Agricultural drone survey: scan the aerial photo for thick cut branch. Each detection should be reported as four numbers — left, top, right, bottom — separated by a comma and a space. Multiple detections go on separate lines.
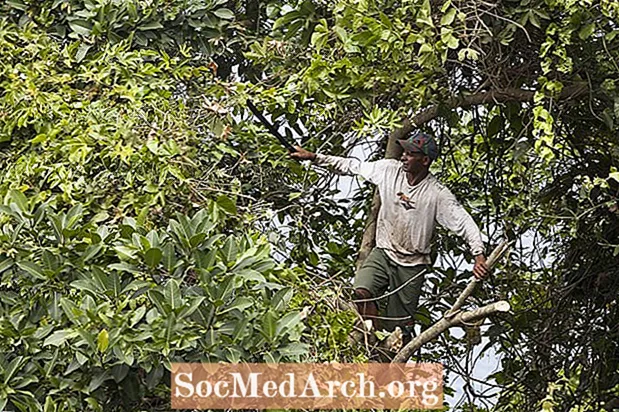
392, 300, 510, 363
445, 240, 510, 317
391, 242, 510, 363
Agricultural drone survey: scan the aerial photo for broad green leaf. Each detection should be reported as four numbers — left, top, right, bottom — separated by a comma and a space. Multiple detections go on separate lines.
49, 292, 62, 321
220, 236, 237, 264
275, 311, 303, 335
178, 296, 206, 319
4, 355, 24, 384
271, 287, 293, 311
441, 8, 456, 26
261, 311, 277, 341
162, 243, 178, 272
88, 371, 111, 392
189, 233, 207, 248
43, 330, 78, 347
144, 248, 162, 267
148, 289, 168, 314
214, 8, 234, 19
164, 278, 182, 310
216, 195, 237, 215
578, 23, 595, 40
43, 396, 56, 412
7, 0, 27, 11
17, 261, 46, 280
0, 257, 14, 274
218, 297, 253, 314
71, 279, 99, 296
130, 306, 147, 327
9, 189, 28, 213
114, 246, 137, 260
68, 19, 93, 36
97, 330, 109, 353
278, 342, 309, 357
82, 244, 103, 262
138, 21, 164, 31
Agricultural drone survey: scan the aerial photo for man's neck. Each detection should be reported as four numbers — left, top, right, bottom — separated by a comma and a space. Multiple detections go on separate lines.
406, 169, 429, 186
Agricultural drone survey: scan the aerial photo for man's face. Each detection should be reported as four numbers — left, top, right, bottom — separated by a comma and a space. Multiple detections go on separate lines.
401, 150, 430, 173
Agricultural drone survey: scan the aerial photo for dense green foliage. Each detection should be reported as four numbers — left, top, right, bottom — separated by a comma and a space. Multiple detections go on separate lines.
1, 0, 618, 410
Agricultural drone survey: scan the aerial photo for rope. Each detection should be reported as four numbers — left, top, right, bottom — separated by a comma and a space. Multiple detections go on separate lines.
351, 268, 427, 303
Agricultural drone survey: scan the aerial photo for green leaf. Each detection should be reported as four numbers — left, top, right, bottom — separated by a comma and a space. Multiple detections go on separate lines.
271, 287, 293, 311
220, 236, 237, 264
218, 297, 253, 314
88, 370, 111, 392
441, 8, 456, 26
216, 195, 237, 215
164, 278, 182, 310
9, 189, 28, 213
148, 290, 168, 314
75, 43, 91, 63
189, 233, 207, 248
138, 21, 164, 31
97, 330, 109, 353
43, 330, 78, 347
82, 244, 103, 262
7, 0, 28, 11
71, 279, 99, 296
144, 248, 162, 267
114, 246, 137, 260
130, 306, 147, 327
278, 342, 309, 357
17, 261, 46, 280
213, 8, 235, 19
578, 23, 595, 40
261, 311, 277, 341
178, 296, 206, 319
162, 243, 178, 272
0, 257, 14, 274
68, 19, 93, 36
4, 356, 24, 384
275, 311, 303, 335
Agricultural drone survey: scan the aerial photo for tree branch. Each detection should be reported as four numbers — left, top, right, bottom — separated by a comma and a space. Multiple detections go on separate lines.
391, 241, 511, 363
392, 300, 510, 363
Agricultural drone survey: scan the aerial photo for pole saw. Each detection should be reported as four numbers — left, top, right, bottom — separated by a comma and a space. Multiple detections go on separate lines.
246, 99, 298, 153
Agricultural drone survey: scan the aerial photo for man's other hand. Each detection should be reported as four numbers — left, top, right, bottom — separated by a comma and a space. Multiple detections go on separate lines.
473, 254, 489, 280
290, 146, 316, 161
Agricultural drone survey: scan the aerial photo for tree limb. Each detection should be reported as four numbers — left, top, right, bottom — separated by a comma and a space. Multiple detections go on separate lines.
392, 300, 510, 363
445, 240, 510, 317
391, 241, 511, 363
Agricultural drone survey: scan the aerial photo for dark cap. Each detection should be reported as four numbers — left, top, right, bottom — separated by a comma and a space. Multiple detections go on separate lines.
397, 131, 438, 160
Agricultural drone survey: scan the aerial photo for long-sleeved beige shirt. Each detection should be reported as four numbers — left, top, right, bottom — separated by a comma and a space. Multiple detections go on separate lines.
314, 155, 484, 266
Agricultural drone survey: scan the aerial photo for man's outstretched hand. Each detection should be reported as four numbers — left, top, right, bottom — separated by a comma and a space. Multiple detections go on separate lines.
473, 254, 489, 280
290, 146, 316, 161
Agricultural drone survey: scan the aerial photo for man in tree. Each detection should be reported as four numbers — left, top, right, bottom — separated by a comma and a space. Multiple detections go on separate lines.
291, 131, 488, 338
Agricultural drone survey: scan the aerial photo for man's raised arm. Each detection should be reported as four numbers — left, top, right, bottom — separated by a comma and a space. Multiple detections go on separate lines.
290, 146, 392, 183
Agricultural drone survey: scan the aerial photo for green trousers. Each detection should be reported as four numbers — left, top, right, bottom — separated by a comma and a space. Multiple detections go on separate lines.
354, 248, 427, 332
